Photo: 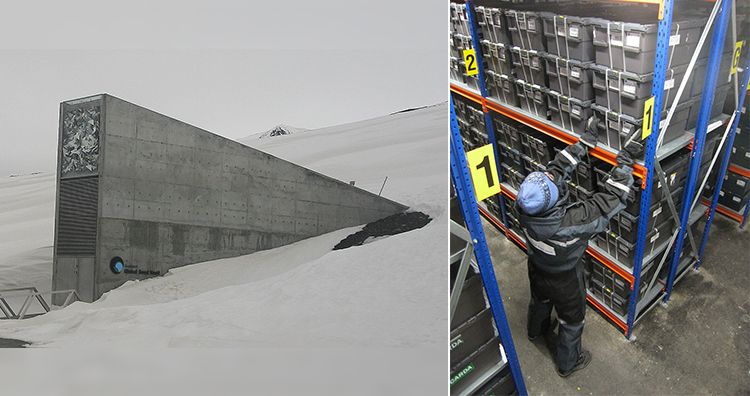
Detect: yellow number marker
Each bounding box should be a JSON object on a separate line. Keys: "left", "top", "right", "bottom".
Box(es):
{"left": 466, "top": 144, "right": 501, "bottom": 201}
{"left": 642, "top": 96, "right": 655, "bottom": 141}
{"left": 463, "top": 49, "right": 479, "bottom": 76}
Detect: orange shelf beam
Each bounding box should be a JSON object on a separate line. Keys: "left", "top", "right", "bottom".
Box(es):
{"left": 477, "top": 204, "right": 508, "bottom": 235}
{"left": 702, "top": 198, "right": 745, "bottom": 222}
{"left": 729, "top": 164, "right": 750, "bottom": 178}
{"left": 506, "top": 227, "right": 527, "bottom": 251}
{"left": 501, "top": 186, "right": 517, "bottom": 201}
{"left": 586, "top": 247, "right": 635, "bottom": 285}
{"left": 587, "top": 295, "right": 628, "bottom": 332}
{"left": 451, "top": 83, "right": 649, "bottom": 189}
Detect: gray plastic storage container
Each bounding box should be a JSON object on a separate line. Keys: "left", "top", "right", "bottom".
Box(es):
{"left": 686, "top": 83, "right": 731, "bottom": 131}
{"left": 505, "top": 10, "right": 545, "bottom": 52}
{"left": 688, "top": 50, "right": 734, "bottom": 98}
{"left": 450, "top": 274, "right": 488, "bottom": 329}
{"left": 541, "top": 13, "right": 596, "bottom": 62}
{"left": 475, "top": 6, "right": 511, "bottom": 45}
{"left": 544, "top": 54, "right": 594, "bottom": 101}
{"left": 698, "top": 13, "right": 746, "bottom": 59}
{"left": 510, "top": 46, "right": 546, "bottom": 86}
{"left": 450, "top": 337, "right": 506, "bottom": 395}
{"left": 450, "top": 308, "right": 496, "bottom": 369}
{"left": 482, "top": 41, "right": 513, "bottom": 76}
{"left": 515, "top": 80, "right": 548, "bottom": 119}
{"left": 592, "top": 18, "right": 706, "bottom": 73}
{"left": 489, "top": 73, "right": 520, "bottom": 108}
{"left": 547, "top": 90, "right": 593, "bottom": 135}
{"left": 475, "top": 365, "right": 516, "bottom": 396}
{"left": 592, "top": 63, "right": 689, "bottom": 118}
{"left": 591, "top": 99, "right": 693, "bottom": 154}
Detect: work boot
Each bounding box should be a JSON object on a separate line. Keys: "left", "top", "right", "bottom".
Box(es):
{"left": 528, "top": 317, "right": 558, "bottom": 341}
{"left": 557, "top": 349, "right": 591, "bottom": 378}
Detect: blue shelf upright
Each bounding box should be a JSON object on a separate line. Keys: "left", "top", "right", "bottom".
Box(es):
{"left": 450, "top": 96, "right": 527, "bottom": 396}
{"left": 463, "top": 0, "right": 510, "bottom": 230}
{"left": 623, "top": 0, "right": 679, "bottom": 339}
{"left": 663, "top": 0, "right": 735, "bottom": 303}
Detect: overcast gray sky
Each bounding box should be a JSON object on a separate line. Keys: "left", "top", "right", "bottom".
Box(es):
{"left": 0, "top": 1, "right": 446, "bottom": 176}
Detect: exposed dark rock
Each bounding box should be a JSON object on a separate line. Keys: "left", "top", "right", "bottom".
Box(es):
{"left": 333, "top": 211, "right": 432, "bottom": 250}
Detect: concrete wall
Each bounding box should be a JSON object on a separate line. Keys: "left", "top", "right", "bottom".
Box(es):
{"left": 54, "top": 94, "right": 407, "bottom": 301}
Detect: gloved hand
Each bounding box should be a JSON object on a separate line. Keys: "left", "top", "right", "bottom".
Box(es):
{"left": 579, "top": 115, "right": 599, "bottom": 150}
{"left": 616, "top": 129, "right": 644, "bottom": 168}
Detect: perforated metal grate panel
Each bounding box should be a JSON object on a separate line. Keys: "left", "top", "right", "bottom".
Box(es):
{"left": 57, "top": 176, "right": 99, "bottom": 256}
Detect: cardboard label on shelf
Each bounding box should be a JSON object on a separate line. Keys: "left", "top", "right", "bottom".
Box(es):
{"left": 669, "top": 34, "right": 681, "bottom": 46}
{"left": 463, "top": 49, "right": 479, "bottom": 76}
{"left": 623, "top": 82, "right": 637, "bottom": 94}
{"left": 611, "top": 33, "right": 623, "bottom": 47}
{"left": 642, "top": 96, "right": 655, "bottom": 140}
{"left": 572, "top": 106, "right": 581, "bottom": 117}
{"left": 571, "top": 68, "right": 581, "bottom": 80}
{"left": 731, "top": 41, "right": 743, "bottom": 75}
{"left": 569, "top": 25, "right": 579, "bottom": 38}
{"left": 527, "top": 18, "right": 536, "bottom": 32}
{"left": 626, "top": 33, "right": 641, "bottom": 48}
{"left": 737, "top": 180, "right": 746, "bottom": 188}
{"left": 466, "top": 144, "right": 502, "bottom": 201}
{"left": 651, "top": 232, "right": 659, "bottom": 244}
{"left": 664, "top": 78, "right": 675, "bottom": 90}
{"left": 557, "top": 25, "right": 566, "bottom": 37}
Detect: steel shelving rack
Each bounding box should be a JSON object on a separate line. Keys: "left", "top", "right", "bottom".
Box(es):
{"left": 450, "top": 0, "right": 746, "bottom": 339}
{"left": 701, "top": 88, "right": 750, "bottom": 227}
{"left": 450, "top": 97, "right": 528, "bottom": 396}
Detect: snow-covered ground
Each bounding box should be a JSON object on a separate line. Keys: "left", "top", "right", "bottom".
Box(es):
{"left": 0, "top": 103, "right": 449, "bottom": 348}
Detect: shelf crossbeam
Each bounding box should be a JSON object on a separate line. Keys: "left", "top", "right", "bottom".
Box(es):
{"left": 664, "top": 0, "right": 733, "bottom": 302}
{"left": 450, "top": 96, "right": 528, "bottom": 396}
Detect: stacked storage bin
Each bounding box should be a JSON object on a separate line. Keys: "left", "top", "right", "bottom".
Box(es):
{"left": 475, "top": 5, "right": 523, "bottom": 111}
{"left": 718, "top": 119, "right": 750, "bottom": 213}
{"left": 541, "top": 12, "right": 597, "bottom": 136}
{"left": 590, "top": 17, "right": 707, "bottom": 155}
{"left": 450, "top": 3, "right": 481, "bottom": 91}
{"left": 453, "top": 94, "right": 510, "bottom": 223}
{"left": 450, "top": 197, "right": 516, "bottom": 396}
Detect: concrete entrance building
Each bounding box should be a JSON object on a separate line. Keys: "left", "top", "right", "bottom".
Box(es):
{"left": 53, "top": 94, "right": 407, "bottom": 303}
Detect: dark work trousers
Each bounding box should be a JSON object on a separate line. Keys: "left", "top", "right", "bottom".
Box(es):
{"left": 527, "top": 261, "right": 587, "bottom": 372}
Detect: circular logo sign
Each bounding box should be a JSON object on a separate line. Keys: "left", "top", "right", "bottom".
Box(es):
{"left": 110, "top": 257, "right": 124, "bottom": 274}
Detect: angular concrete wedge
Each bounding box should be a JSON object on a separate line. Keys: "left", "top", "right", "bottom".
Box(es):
{"left": 53, "top": 94, "right": 407, "bottom": 302}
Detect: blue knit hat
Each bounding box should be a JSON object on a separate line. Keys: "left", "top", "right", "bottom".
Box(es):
{"left": 517, "top": 172, "right": 559, "bottom": 215}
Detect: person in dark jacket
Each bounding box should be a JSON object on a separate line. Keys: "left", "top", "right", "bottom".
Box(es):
{"left": 515, "top": 116, "right": 642, "bottom": 377}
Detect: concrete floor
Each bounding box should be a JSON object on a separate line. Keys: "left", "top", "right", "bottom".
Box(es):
{"left": 483, "top": 213, "right": 750, "bottom": 395}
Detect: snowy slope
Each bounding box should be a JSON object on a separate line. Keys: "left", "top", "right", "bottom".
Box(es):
{"left": 0, "top": 103, "right": 449, "bottom": 348}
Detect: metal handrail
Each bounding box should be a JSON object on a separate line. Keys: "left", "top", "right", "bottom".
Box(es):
{"left": 0, "top": 287, "right": 80, "bottom": 319}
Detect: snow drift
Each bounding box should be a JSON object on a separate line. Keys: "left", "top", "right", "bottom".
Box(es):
{"left": 0, "top": 102, "right": 449, "bottom": 348}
